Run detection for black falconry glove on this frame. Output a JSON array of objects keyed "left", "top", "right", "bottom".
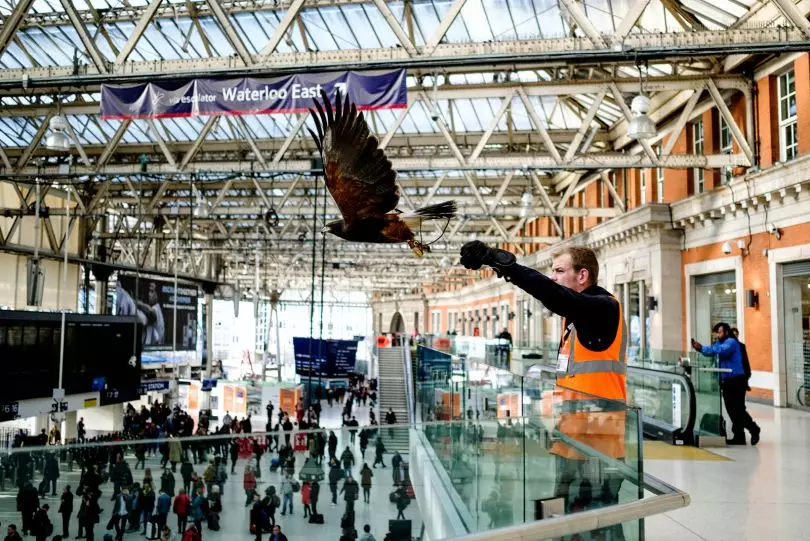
[{"left": 460, "top": 241, "right": 516, "bottom": 278}]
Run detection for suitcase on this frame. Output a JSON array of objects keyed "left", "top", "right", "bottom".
[
  {"left": 38, "top": 479, "right": 48, "bottom": 495},
  {"left": 340, "top": 511, "right": 355, "bottom": 529},
  {"left": 308, "top": 513, "right": 324, "bottom": 524},
  {"left": 208, "top": 515, "right": 220, "bottom": 531},
  {"left": 146, "top": 519, "right": 160, "bottom": 540}
]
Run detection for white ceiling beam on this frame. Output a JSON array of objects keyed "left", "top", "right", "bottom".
[
  {"left": 600, "top": 171, "right": 625, "bottom": 212},
  {"left": 371, "top": 0, "right": 418, "bottom": 56},
  {"left": 273, "top": 115, "right": 307, "bottom": 163},
  {"left": 424, "top": 0, "right": 469, "bottom": 55},
  {"left": 205, "top": 0, "right": 254, "bottom": 65},
  {"left": 421, "top": 173, "right": 448, "bottom": 209},
  {"left": 179, "top": 116, "right": 218, "bottom": 170},
  {"left": 236, "top": 117, "right": 268, "bottom": 169},
  {"left": 97, "top": 120, "right": 131, "bottom": 167},
  {"left": 116, "top": 0, "right": 163, "bottom": 64},
  {"left": 613, "top": 0, "right": 653, "bottom": 41},
  {"left": 146, "top": 120, "right": 178, "bottom": 169},
  {"left": 662, "top": 88, "right": 702, "bottom": 156},
  {"left": 564, "top": 89, "right": 606, "bottom": 162},
  {"left": 260, "top": 0, "right": 305, "bottom": 56},
  {"left": 517, "top": 87, "right": 562, "bottom": 164},
  {"left": 490, "top": 216, "right": 525, "bottom": 255},
  {"left": 557, "top": 173, "right": 583, "bottom": 212},
  {"left": 380, "top": 99, "right": 417, "bottom": 150},
  {"left": 470, "top": 92, "right": 513, "bottom": 161},
  {"left": 0, "top": 0, "right": 34, "bottom": 58},
  {"left": 489, "top": 171, "right": 515, "bottom": 214},
  {"left": 558, "top": 0, "right": 608, "bottom": 48},
  {"left": 59, "top": 0, "right": 109, "bottom": 73},
  {"left": 16, "top": 112, "right": 54, "bottom": 172},
  {"left": 706, "top": 80, "right": 754, "bottom": 165},
  {"left": 530, "top": 171, "right": 564, "bottom": 236}
]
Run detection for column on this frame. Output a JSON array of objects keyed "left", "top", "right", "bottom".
[{"left": 63, "top": 410, "right": 78, "bottom": 442}]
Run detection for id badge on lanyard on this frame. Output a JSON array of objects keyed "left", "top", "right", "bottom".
[{"left": 557, "top": 323, "right": 573, "bottom": 374}]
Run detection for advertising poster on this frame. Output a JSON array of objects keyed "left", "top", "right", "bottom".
[{"left": 116, "top": 275, "right": 199, "bottom": 363}]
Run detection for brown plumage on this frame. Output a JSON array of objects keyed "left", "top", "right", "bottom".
[{"left": 307, "top": 90, "right": 456, "bottom": 257}]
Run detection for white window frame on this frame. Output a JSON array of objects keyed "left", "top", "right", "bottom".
[
  {"left": 431, "top": 311, "right": 441, "bottom": 334},
  {"left": 719, "top": 116, "right": 733, "bottom": 154},
  {"left": 656, "top": 146, "right": 664, "bottom": 203},
  {"left": 692, "top": 120, "right": 704, "bottom": 194},
  {"left": 778, "top": 69, "right": 798, "bottom": 162},
  {"left": 639, "top": 169, "right": 647, "bottom": 205}
]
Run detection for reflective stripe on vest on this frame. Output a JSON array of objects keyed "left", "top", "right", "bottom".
[{"left": 558, "top": 304, "right": 627, "bottom": 378}]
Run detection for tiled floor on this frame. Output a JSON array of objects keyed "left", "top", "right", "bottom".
[
  {"left": 645, "top": 402, "right": 810, "bottom": 541},
  {"left": 0, "top": 404, "right": 420, "bottom": 541}
]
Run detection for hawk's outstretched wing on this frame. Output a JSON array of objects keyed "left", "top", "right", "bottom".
[{"left": 307, "top": 90, "right": 399, "bottom": 228}]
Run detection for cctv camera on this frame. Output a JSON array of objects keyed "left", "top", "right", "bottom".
[
  {"left": 766, "top": 223, "right": 777, "bottom": 234},
  {"left": 721, "top": 241, "right": 732, "bottom": 255},
  {"left": 430, "top": 113, "right": 439, "bottom": 122}
]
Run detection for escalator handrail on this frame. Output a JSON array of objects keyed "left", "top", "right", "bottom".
[{"left": 626, "top": 365, "right": 697, "bottom": 440}]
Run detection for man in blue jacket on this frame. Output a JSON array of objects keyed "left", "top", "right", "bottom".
[{"left": 692, "top": 322, "right": 761, "bottom": 445}]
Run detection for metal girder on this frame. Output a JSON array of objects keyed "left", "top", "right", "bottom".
[
  {"left": 0, "top": 147, "right": 12, "bottom": 170},
  {"left": 564, "top": 89, "right": 606, "bottom": 162},
  {"left": 424, "top": 0, "right": 469, "bottom": 55},
  {"left": 59, "top": 0, "right": 109, "bottom": 73},
  {"left": 236, "top": 117, "right": 268, "bottom": 169},
  {"left": 0, "top": 75, "right": 748, "bottom": 104},
  {"left": 470, "top": 93, "right": 513, "bottom": 161},
  {"left": 371, "top": 0, "right": 418, "bottom": 56},
  {"left": 2, "top": 29, "right": 808, "bottom": 88},
  {"left": 0, "top": 0, "right": 34, "bottom": 58},
  {"left": 558, "top": 0, "right": 608, "bottom": 48},
  {"left": 662, "top": 88, "right": 702, "bottom": 156},
  {"left": 706, "top": 80, "right": 755, "bottom": 164},
  {"left": 273, "top": 115, "right": 307, "bottom": 163},
  {"left": 15, "top": 112, "right": 54, "bottom": 172},
  {"left": 97, "top": 120, "right": 131, "bottom": 167},
  {"left": 609, "top": 83, "right": 657, "bottom": 162},
  {"left": 517, "top": 87, "right": 562, "bottom": 164},
  {"left": 147, "top": 120, "right": 178, "bottom": 169},
  {"left": 600, "top": 171, "right": 626, "bottom": 212},
  {"left": 489, "top": 172, "right": 515, "bottom": 214},
  {"left": 64, "top": 122, "right": 92, "bottom": 167},
  {"left": 205, "top": 0, "right": 254, "bottom": 65},
  {"left": 116, "top": 0, "right": 164, "bottom": 64},
  {"left": 260, "top": 0, "right": 306, "bottom": 56},
  {"left": 379, "top": 101, "right": 416, "bottom": 150},
  {"left": 10, "top": 153, "right": 750, "bottom": 177},
  {"left": 179, "top": 116, "right": 218, "bottom": 170},
  {"left": 768, "top": 0, "right": 810, "bottom": 38},
  {"left": 613, "top": 0, "right": 653, "bottom": 42}
]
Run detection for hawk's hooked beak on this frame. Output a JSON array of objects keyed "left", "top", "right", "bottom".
[{"left": 321, "top": 226, "right": 331, "bottom": 233}]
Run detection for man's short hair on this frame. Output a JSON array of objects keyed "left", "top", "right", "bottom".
[
  {"left": 551, "top": 246, "right": 600, "bottom": 285},
  {"left": 712, "top": 322, "right": 732, "bottom": 335}
]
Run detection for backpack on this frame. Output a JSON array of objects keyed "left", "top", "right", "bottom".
[{"left": 292, "top": 481, "right": 301, "bottom": 493}]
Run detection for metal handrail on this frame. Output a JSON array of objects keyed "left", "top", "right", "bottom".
[{"left": 444, "top": 479, "right": 690, "bottom": 541}]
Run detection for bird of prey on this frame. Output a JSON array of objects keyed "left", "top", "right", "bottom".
[{"left": 307, "top": 90, "right": 457, "bottom": 257}]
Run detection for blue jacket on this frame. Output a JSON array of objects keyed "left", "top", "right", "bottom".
[
  {"left": 700, "top": 337, "right": 745, "bottom": 380},
  {"left": 156, "top": 493, "right": 171, "bottom": 514}
]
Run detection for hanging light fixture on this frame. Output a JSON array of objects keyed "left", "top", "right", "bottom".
[
  {"left": 520, "top": 190, "right": 533, "bottom": 218},
  {"left": 628, "top": 64, "right": 656, "bottom": 141},
  {"left": 44, "top": 115, "right": 71, "bottom": 152},
  {"left": 628, "top": 95, "right": 656, "bottom": 141}
]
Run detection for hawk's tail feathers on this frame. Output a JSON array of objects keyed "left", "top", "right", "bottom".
[{"left": 401, "top": 200, "right": 457, "bottom": 229}]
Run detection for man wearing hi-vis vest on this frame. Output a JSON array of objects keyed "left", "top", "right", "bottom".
[{"left": 460, "top": 242, "right": 628, "bottom": 522}]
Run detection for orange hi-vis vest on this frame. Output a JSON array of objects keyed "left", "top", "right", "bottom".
[{"left": 550, "top": 296, "right": 628, "bottom": 460}]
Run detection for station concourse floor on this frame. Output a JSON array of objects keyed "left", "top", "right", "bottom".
[
  {"left": 0, "top": 403, "right": 421, "bottom": 541},
  {"left": 644, "top": 401, "right": 810, "bottom": 541}
]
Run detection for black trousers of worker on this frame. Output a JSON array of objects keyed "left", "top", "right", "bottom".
[{"left": 721, "top": 375, "right": 758, "bottom": 440}]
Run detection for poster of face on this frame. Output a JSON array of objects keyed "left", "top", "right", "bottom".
[{"left": 116, "top": 275, "right": 199, "bottom": 351}]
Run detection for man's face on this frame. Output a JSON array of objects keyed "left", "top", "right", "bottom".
[
  {"left": 550, "top": 254, "right": 588, "bottom": 292},
  {"left": 8, "top": 526, "right": 14, "bottom": 536},
  {"left": 714, "top": 326, "right": 728, "bottom": 340},
  {"left": 148, "top": 282, "right": 158, "bottom": 305},
  {"left": 272, "top": 526, "right": 280, "bottom": 535}
]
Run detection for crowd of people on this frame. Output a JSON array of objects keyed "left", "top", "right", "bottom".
[{"left": 6, "top": 376, "right": 413, "bottom": 541}]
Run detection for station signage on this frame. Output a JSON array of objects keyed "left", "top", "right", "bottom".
[{"left": 100, "top": 69, "right": 408, "bottom": 120}]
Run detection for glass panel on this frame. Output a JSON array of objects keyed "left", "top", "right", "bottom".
[
  {"left": 783, "top": 271, "right": 810, "bottom": 407},
  {"left": 693, "top": 275, "right": 737, "bottom": 345}
]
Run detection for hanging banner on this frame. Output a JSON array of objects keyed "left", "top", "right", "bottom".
[{"left": 100, "top": 69, "right": 408, "bottom": 120}]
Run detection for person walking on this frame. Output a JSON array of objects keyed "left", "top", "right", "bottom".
[
  {"left": 172, "top": 489, "right": 191, "bottom": 534},
  {"left": 340, "top": 446, "right": 355, "bottom": 477},
  {"left": 111, "top": 489, "right": 130, "bottom": 541},
  {"left": 155, "top": 489, "right": 172, "bottom": 531},
  {"left": 328, "top": 460, "right": 343, "bottom": 506},
  {"left": 180, "top": 460, "right": 194, "bottom": 495},
  {"left": 279, "top": 473, "right": 294, "bottom": 516},
  {"left": 693, "top": 322, "right": 761, "bottom": 445},
  {"left": 59, "top": 485, "right": 73, "bottom": 537},
  {"left": 32, "top": 504, "right": 52, "bottom": 541},
  {"left": 229, "top": 440, "right": 239, "bottom": 474},
  {"left": 359, "top": 464, "right": 373, "bottom": 503},
  {"left": 373, "top": 439, "right": 386, "bottom": 468},
  {"left": 310, "top": 479, "right": 321, "bottom": 517}
]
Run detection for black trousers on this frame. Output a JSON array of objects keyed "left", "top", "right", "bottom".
[
  {"left": 62, "top": 511, "right": 70, "bottom": 536},
  {"left": 722, "top": 376, "right": 757, "bottom": 439}
]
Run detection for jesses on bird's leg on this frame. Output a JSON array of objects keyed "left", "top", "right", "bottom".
[{"left": 407, "top": 239, "right": 431, "bottom": 257}]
